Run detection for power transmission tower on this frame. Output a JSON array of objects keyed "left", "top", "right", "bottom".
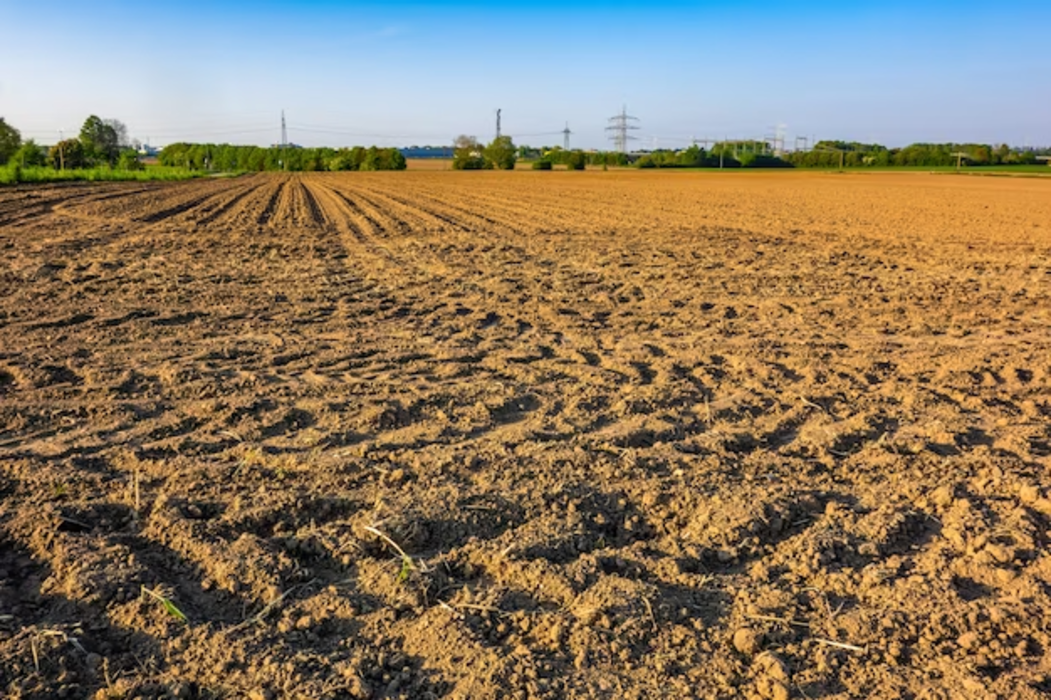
[
  {"left": 496, "top": 109, "right": 502, "bottom": 139},
  {"left": 606, "top": 105, "right": 639, "bottom": 153},
  {"left": 794, "top": 135, "right": 809, "bottom": 152},
  {"left": 563, "top": 122, "right": 572, "bottom": 150}
]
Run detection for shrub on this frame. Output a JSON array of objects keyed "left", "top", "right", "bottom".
[
  {"left": 452, "top": 153, "right": 485, "bottom": 170},
  {"left": 117, "top": 150, "right": 144, "bottom": 171},
  {"left": 531, "top": 160, "right": 552, "bottom": 170},
  {"left": 3, "top": 163, "right": 22, "bottom": 183},
  {"left": 565, "top": 151, "right": 586, "bottom": 170},
  {"left": 11, "top": 140, "right": 46, "bottom": 167},
  {"left": 738, "top": 153, "right": 792, "bottom": 168}
]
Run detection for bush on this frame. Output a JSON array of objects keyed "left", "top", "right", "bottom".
[
  {"left": 117, "top": 150, "right": 144, "bottom": 171},
  {"left": 452, "top": 153, "right": 485, "bottom": 170},
  {"left": 738, "top": 153, "right": 792, "bottom": 168},
  {"left": 565, "top": 151, "right": 586, "bottom": 170},
  {"left": 2, "top": 163, "right": 22, "bottom": 184},
  {"left": 531, "top": 160, "right": 552, "bottom": 170},
  {"left": 11, "top": 140, "right": 46, "bottom": 167},
  {"left": 636, "top": 155, "right": 656, "bottom": 169}
]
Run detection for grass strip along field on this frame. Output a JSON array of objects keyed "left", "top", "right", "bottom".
[
  {"left": 1, "top": 171, "right": 1050, "bottom": 698},
  {"left": 0, "top": 165, "right": 205, "bottom": 185}
]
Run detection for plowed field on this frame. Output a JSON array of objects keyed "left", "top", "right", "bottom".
[{"left": 2, "top": 171, "right": 1051, "bottom": 699}]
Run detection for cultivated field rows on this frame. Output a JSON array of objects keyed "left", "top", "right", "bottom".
[{"left": 1, "top": 171, "right": 1050, "bottom": 698}]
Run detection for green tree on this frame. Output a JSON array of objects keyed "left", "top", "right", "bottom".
[
  {"left": 678, "top": 145, "right": 704, "bottom": 167},
  {"left": 11, "top": 140, "right": 46, "bottom": 167},
  {"left": 79, "top": 115, "right": 120, "bottom": 165},
  {"left": 328, "top": 148, "right": 358, "bottom": 171},
  {"left": 0, "top": 117, "right": 21, "bottom": 164},
  {"left": 105, "top": 119, "right": 131, "bottom": 149},
  {"left": 387, "top": 149, "right": 407, "bottom": 171},
  {"left": 452, "top": 135, "right": 485, "bottom": 170},
  {"left": 361, "top": 146, "right": 381, "bottom": 171},
  {"left": 117, "top": 149, "right": 144, "bottom": 171},
  {"left": 49, "top": 139, "right": 87, "bottom": 169},
  {"left": 484, "top": 136, "right": 517, "bottom": 170},
  {"left": 564, "top": 150, "right": 586, "bottom": 170}
]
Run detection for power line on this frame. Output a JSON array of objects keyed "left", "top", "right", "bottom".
[
  {"left": 563, "top": 122, "right": 572, "bottom": 150},
  {"left": 505, "top": 131, "right": 562, "bottom": 139},
  {"left": 606, "top": 105, "right": 639, "bottom": 153}
]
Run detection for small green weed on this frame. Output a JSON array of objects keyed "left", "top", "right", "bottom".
[{"left": 141, "top": 586, "right": 188, "bottom": 624}]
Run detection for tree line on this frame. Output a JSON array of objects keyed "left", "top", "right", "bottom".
[
  {"left": 783, "top": 141, "right": 1046, "bottom": 168},
  {"left": 158, "top": 143, "right": 406, "bottom": 172},
  {"left": 5, "top": 114, "right": 1048, "bottom": 176},
  {"left": 1, "top": 115, "right": 142, "bottom": 171},
  {"left": 451, "top": 136, "right": 637, "bottom": 171},
  {"left": 631, "top": 141, "right": 1049, "bottom": 169}
]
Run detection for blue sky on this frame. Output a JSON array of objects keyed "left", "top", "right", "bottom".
[{"left": 1, "top": 0, "right": 1048, "bottom": 149}]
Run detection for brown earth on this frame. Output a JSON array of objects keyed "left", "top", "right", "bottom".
[{"left": 1, "top": 171, "right": 1050, "bottom": 699}]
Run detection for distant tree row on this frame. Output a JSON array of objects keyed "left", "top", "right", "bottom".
[
  {"left": 158, "top": 143, "right": 406, "bottom": 172},
  {"left": 1, "top": 115, "right": 140, "bottom": 171},
  {"left": 539, "top": 148, "right": 631, "bottom": 168},
  {"left": 631, "top": 144, "right": 788, "bottom": 169},
  {"left": 623, "top": 140, "right": 1049, "bottom": 169},
  {"left": 783, "top": 141, "right": 1045, "bottom": 168}
]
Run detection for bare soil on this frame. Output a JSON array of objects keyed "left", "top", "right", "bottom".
[{"left": 1, "top": 171, "right": 1050, "bottom": 699}]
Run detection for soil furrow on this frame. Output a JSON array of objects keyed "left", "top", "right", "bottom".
[
  {"left": 137, "top": 178, "right": 247, "bottom": 223},
  {"left": 256, "top": 178, "right": 287, "bottom": 225}
]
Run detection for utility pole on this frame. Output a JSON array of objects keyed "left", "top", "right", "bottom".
[
  {"left": 606, "top": 105, "right": 640, "bottom": 153},
  {"left": 496, "top": 109, "right": 502, "bottom": 140},
  {"left": 562, "top": 122, "right": 572, "bottom": 151},
  {"left": 58, "top": 129, "right": 65, "bottom": 170},
  {"left": 280, "top": 110, "right": 288, "bottom": 171}
]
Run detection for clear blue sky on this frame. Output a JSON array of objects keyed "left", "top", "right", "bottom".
[{"left": 2, "top": 0, "right": 1048, "bottom": 149}]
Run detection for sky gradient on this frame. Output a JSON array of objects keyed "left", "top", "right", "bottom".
[{"left": 2, "top": 0, "right": 1049, "bottom": 150}]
